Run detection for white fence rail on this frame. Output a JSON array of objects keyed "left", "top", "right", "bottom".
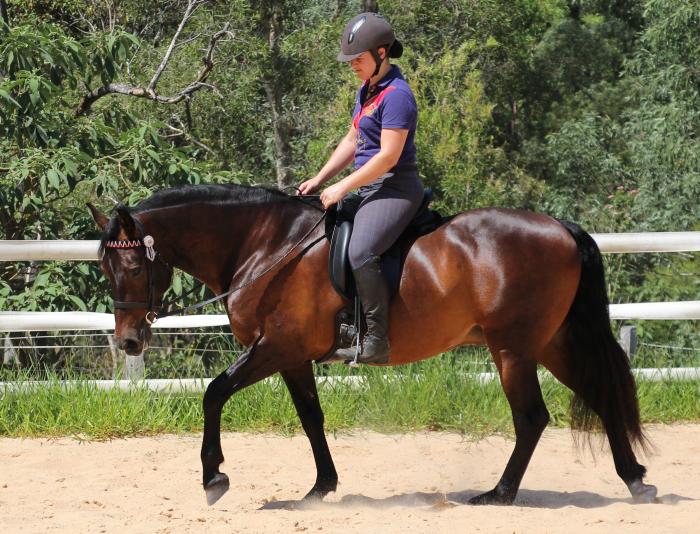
[
  {"left": 1, "top": 366, "right": 699, "bottom": 396},
  {"left": 2, "top": 301, "right": 700, "bottom": 333},
  {"left": 0, "top": 311, "right": 231, "bottom": 332},
  {"left": 2, "top": 232, "right": 700, "bottom": 261}
]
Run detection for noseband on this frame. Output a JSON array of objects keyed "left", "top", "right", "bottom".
[{"left": 104, "top": 234, "right": 171, "bottom": 325}]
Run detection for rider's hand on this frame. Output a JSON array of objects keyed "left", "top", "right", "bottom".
[
  {"left": 320, "top": 181, "right": 348, "bottom": 209},
  {"left": 297, "top": 176, "right": 322, "bottom": 195}
]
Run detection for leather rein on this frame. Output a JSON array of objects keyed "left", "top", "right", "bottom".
[{"left": 104, "top": 208, "right": 327, "bottom": 325}]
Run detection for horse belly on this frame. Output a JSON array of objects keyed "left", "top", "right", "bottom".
[{"left": 388, "top": 236, "right": 483, "bottom": 364}]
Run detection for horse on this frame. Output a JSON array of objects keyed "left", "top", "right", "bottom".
[{"left": 87, "top": 183, "right": 657, "bottom": 506}]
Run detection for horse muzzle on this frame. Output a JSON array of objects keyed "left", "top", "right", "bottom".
[{"left": 117, "top": 335, "right": 144, "bottom": 355}]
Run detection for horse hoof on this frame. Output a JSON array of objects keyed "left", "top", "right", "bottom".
[
  {"left": 205, "top": 473, "right": 230, "bottom": 505},
  {"left": 628, "top": 480, "right": 658, "bottom": 503},
  {"left": 469, "top": 488, "right": 514, "bottom": 506},
  {"left": 303, "top": 481, "right": 337, "bottom": 501}
]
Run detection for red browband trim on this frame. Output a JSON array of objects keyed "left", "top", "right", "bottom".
[{"left": 105, "top": 239, "right": 143, "bottom": 249}]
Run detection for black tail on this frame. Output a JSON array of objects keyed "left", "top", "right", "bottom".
[{"left": 558, "top": 220, "right": 646, "bottom": 452}]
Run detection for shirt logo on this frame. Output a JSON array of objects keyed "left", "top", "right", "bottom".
[
  {"left": 352, "top": 85, "right": 397, "bottom": 130},
  {"left": 348, "top": 17, "right": 366, "bottom": 44}
]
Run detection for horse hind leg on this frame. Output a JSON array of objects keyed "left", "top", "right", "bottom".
[
  {"left": 281, "top": 363, "right": 338, "bottom": 500},
  {"left": 540, "top": 333, "right": 657, "bottom": 503},
  {"left": 470, "top": 346, "right": 550, "bottom": 505}
]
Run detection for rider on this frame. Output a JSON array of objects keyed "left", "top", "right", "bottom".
[{"left": 298, "top": 12, "right": 423, "bottom": 364}]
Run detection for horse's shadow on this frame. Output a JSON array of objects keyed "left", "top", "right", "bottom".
[{"left": 259, "top": 489, "right": 693, "bottom": 511}]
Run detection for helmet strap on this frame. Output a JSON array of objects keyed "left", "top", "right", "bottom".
[{"left": 370, "top": 48, "right": 383, "bottom": 76}]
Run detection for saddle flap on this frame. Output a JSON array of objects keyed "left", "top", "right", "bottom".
[{"left": 329, "top": 221, "right": 354, "bottom": 300}]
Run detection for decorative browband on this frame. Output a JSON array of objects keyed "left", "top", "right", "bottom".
[
  {"left": 104, "top": 235, "right": 156, "bottom": 261},
  {"left": 105, "top": 239, "right": 143, "bottom": 249}
]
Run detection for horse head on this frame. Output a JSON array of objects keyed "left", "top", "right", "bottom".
[{"left": 88, "top": 203, "right": 173, "bottom": 355}]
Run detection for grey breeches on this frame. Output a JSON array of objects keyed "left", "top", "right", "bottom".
[{"left": 347, "top": 171, "right": 424, "bottom": 270}]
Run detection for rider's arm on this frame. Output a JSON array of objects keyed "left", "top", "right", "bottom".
[
  {"left": 304, "top": 126, "right": 356, "bottom": 190},
  {"left": 337, "top": 127, "right": 409, "bottom": 191}
]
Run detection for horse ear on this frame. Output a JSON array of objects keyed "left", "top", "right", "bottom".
[
  {"left": 87, "top": 203, "right": 109, "bottom": 230},
  {"left": 115, "top": 204, "right": 136, "bottom": 237}
]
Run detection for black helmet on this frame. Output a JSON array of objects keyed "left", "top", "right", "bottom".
[{"left": 337, "top": 13, "right": 403, "bottom": 73}]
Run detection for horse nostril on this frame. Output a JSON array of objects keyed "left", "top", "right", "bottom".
[{"left": 118, "top": 337, "right": 140, "bottom": 354}]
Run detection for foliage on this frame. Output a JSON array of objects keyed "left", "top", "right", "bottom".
[{"left": 1, "top": 0, "right": 698, "bottom": 355}]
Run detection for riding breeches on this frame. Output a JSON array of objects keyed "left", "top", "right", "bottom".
[{"left": 346, "top": 168, "right": 424, "bottom": 270}]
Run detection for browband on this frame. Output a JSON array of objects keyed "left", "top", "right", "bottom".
[
  {"left": 105, "top": 235, "right": 156, "bottom": 261},
  {"left": 105, "top": 239, "right": 143, "bottom": 249}
]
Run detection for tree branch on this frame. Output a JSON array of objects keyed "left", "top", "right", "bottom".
[
  {"left": 76, "top": 22, "right": 232, "bottom": 116},
  {"left": 163, "top": 123, "right": 215, "bottom": 154},
  {"left": 148, "top": 0, "right": 204, "bottom": 94}
]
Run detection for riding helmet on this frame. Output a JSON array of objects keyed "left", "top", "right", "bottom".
[{"left": 337, "top": 12, "right": 403, "bottom": 70}]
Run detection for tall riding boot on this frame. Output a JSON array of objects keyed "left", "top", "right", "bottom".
[{"left": 335, "top": 256, "right": 391, "bottom": 364}]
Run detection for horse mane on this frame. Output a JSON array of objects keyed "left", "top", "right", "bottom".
[
  {"left": 99, "top": 184, "right": 315, "bottom": 254},
  {"left": 132, "top": 183, "right": 294, "bottom": 213}
]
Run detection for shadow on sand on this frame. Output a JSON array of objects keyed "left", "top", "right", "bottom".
[{"left": 259, "top": 488, "right": 693, "bottom": 511}]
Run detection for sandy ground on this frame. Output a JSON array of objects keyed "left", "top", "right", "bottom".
[{"left": 1, "top": 425, "right": 698, "bottom": 534}]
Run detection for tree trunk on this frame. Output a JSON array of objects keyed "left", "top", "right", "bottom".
[
  {"left": 0, "top": 0, "right": 8, "bottom": 80},
  {"left": 334, "top": 0, "right": 347, "bottom": 19},
  {"left": 0, "top": 0, "right": 9, "bottom": 27},
  {"left": 259, "top": 1, "right": 294, "bottom": 188},
  {"left": 362, "top": 0, "right": 379, "bottom": 13}
]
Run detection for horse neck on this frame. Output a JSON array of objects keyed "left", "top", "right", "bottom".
[{"left": 137, "top": 201, "right": 320, "bottom": 293}]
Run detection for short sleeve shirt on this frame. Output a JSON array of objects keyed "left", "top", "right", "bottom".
[{"left": 352, "top": 65, "right": 417, "bottom": 170}]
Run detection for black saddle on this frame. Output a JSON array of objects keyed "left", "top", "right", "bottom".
[{"left": 326, "top": 189, "right": 444, "bottom": 301}]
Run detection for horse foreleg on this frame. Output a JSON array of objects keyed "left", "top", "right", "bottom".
[
  {"left": 470, "top": 349, "right": 549, "bottom": 505},
  {"left": 201, "top": 335, "right": 275, "bottom": 505},
  {"left": 281, "top": 363, "right": 338, "bottom": 500}
]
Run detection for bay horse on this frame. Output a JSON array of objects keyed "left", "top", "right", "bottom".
[{"left": 88, "top": 183, "right": 657, "bottom": 506}]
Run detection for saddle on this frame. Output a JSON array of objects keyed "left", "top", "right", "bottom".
[
  {"left": 326, "top": 189, "right": 444, "bottom": 301},
  {"left": 316, "top": 189, "right": 444, "bottom": 363}
]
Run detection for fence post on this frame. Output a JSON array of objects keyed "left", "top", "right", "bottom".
[
  {"left": 107, "top": 334, "right": 120, "bottom": 379},
  {"left": 3, "top": 335, "right": 17, "bottom": 365},
  {"left": 125, "top": 352, "right": 145, "bottom": 381},
  {"left": 108, "top": 335, "right": 144, "bottom": 381},
  {"left": 619, "top": 325, "right": 638, "bottom": 360}
]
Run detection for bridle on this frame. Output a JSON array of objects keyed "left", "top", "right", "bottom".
[
  {"left": 104, "top": 229, "right": 172, "bottom": 325},
  {"left": 103, "top": 208, "right": 327, "bottom": 325}
]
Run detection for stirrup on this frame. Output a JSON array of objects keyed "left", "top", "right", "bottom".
[{"left": 351, "top": 336, "right": 390, "bottom": 365}]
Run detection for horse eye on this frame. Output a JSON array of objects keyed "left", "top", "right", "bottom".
[{"left": 130, "top": 267, "right": 142, "bottom": 276}]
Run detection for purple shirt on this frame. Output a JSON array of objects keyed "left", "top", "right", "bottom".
[{"left": 352, "top": 65, "right": 417, "bottom": 170}]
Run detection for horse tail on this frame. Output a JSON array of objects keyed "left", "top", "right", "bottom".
[{"left": 558, "top": 220, "right": 646, "bottom": 451}]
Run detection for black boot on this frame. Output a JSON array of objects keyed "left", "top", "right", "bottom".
[{"left": 335, "top": 256, "right": 391, "bottom": 364}]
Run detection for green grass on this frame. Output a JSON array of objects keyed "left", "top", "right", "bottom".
[{"left": 1, "top": 358, "right": 698, "bottom": 439}]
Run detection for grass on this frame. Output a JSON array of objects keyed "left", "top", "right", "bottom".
[{"left": 0, "top": 357, "right": 698, "bottom": 439}]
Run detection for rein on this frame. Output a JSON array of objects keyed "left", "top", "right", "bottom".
[{"left": 105, "top": 210, "right": 327, "bottom": 324}]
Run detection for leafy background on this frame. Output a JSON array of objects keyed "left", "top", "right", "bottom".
[{"left": 1, "top": 0, "right": 697, "bottom": 374}]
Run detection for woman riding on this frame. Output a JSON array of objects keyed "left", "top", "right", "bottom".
[{"left": 298, "top": 12, "right": 423, "bottom": 364}]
